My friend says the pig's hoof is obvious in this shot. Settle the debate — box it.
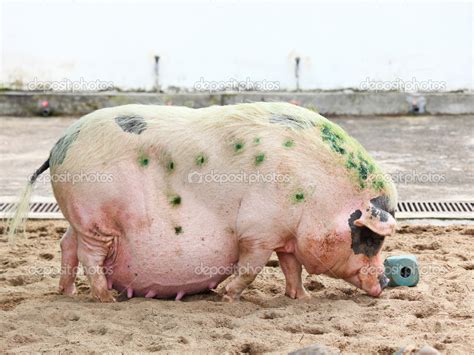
[92,289,116,303]
[222,293,239,303]
[58,284,76,296]
[223,284,241,302]
[286,287,311,300]
[222,295,237,303]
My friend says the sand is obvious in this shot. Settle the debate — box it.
[0,221,473,354]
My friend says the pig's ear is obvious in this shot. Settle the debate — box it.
[354,202,396,237]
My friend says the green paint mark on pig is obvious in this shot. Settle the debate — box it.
[174,226,183,234]
[283,139,294,148]
[346,152,358,170]
[195,154,207,166]
[294,192,305,202]
[255,153,265,165]
[169,195,181,206]
[138,154,150,167]
[234,141,245,153]
[357,153,375,182]
[321,123,346,155]
[316,118,391,196]
[372,179,385,191]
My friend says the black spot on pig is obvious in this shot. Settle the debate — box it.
[370,196,395,217]
[50,128,81,166]
[369,206,389,222]
[348,210,385,257]
[115,115,147,135]
[270,114,314,129]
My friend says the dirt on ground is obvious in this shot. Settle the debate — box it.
[0,221,473,354]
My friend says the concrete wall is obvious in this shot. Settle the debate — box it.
[1,1,473,92]
[1,91,473,116]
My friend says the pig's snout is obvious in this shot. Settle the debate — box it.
[378,274,389,290]
[366,274,389,297]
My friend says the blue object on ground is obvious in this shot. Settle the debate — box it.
[384,255,419,287]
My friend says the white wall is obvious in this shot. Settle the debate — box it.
[1,0,473,91]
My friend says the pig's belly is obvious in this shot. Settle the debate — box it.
[105,227,239,298]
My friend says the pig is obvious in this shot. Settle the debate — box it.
[8,102,396,302]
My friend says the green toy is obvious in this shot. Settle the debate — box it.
[384,255,419,287]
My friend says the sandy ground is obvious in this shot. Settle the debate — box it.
[0,221,473,354]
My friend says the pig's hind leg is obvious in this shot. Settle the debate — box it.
[76,230,116,302]
[277,252,310,300]
[58,226,79,296]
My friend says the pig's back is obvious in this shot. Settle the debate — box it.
[50,102,395,214]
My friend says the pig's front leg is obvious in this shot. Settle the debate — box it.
[223,239,273,302]
[277,252,310,300]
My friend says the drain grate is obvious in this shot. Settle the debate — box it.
[0,197,64,219]
[0,198,473,220]
[395,201,473,219]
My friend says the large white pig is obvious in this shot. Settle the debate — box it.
[9,102,396,302]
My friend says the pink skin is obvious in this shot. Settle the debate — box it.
[55,162,238,302]
[145,291,156,298]
[276,251,310,299]
[343,255,385,297]
[56,196,390,302]
[275,226,387,299]
[56,193,390,302]
[292,211,388,298]
[54,159,393,303]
